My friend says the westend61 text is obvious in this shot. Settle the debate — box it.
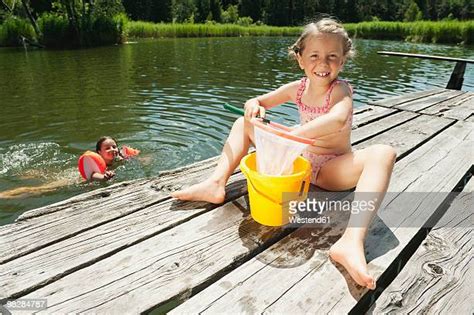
[288,198,377,215]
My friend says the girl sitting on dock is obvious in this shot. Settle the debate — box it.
[172,18,397,290]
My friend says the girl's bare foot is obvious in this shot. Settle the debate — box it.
[329,236,376,290]
[171,179,226,204]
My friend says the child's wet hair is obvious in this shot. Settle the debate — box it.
[289,18,355,60]
[96,136,118,153]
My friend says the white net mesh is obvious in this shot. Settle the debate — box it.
[254,123,310,176]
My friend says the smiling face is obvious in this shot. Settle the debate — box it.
[97,138,118,164]
[296,33,346,86]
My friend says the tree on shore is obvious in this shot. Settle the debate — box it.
[404,0,423,21]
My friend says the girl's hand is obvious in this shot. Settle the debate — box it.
[91,171,115,182]
[244,99,266,120]
[103,170,115,180]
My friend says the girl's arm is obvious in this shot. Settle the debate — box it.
[90,170,115,182]
[292,83,353,139]
[244,81,299,119]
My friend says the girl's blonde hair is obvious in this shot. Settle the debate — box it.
[289,18,355,60]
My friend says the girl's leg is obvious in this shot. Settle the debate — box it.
[0,179,69,199]
[172,117,255,203]
[315,144,396,289]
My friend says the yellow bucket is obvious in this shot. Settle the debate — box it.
[240,152,311,226]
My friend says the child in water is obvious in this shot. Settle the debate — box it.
[172,18,396,290]
[0,136,139,198]
[85,136,140,181]
[89,136,120,181]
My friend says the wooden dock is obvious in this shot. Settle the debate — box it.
[0,88,472,314]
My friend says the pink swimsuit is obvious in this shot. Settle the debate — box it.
[296,77,353,185]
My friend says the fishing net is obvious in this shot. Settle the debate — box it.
[252,119,313,176]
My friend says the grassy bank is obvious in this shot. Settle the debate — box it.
[126,21,300,38]
[344,20,473,45]
[127,20,472,45]
[1,19,472,47]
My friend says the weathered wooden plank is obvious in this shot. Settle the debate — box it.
[17,196,291,314]
[170,226,346,315]
[0,155,233,264]
[353,114,454,157]
[395,89,465,113]
[369,89,443,107]
[0,176,248,300]
[421,92,474,121]
[353,104,373,114]
[353,106,399,129]
[352,105,398,124]
[2,103,462,314]
[371,179,473,314]
[171,122,472,314]
[0,96,462,315]
[14,179,148,220]
[352,111,418,144]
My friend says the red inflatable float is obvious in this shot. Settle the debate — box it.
[78,151,107,180]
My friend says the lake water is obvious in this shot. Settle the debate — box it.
[0,37,473,225]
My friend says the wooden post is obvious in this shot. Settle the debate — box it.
[446,61,466,90]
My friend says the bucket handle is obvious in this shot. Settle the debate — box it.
[246,171,310,207]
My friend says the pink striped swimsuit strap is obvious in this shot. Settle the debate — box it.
[296,77,307,107]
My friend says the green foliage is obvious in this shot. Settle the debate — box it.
[114,12,129,42]
[264,0,290,26]
[236,16,253,27]
[87,14,117,45]
[37,12,68,47]
[239,0,263,23]
[210,0,222,22]
[124,18,472,45]
[346,20,473,44]
[221,4,238,24]
[126,20,300,38]
[404,1,423,22]
[172,0,196,23]
[194,0,210,23]
[94,0,125,17]
[0,16,36,46]
[35,3,128,48]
